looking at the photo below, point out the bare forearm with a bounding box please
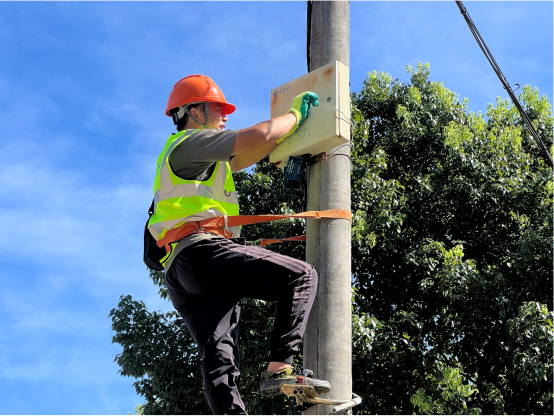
[231,113,296,156]
[230,141,277,172]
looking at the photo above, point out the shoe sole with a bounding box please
[260,378,331,398]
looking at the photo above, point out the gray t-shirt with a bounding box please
[168,128,238,180]
[164,128,239,270]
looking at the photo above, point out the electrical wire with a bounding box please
[326,143,351,161]
[455,1,553,169]
[309,104,352,162]
[318,102,352,125]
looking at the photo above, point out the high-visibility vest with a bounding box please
[148,129,241,263]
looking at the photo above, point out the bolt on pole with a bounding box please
[303,1,352,415]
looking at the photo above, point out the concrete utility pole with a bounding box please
[303,1,351,415]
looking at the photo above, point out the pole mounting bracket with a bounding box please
[308,152,327,165]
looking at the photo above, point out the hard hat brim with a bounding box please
[221,102,236,115]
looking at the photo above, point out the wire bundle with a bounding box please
[456,1,553,168]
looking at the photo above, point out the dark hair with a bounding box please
[169,103,204,131]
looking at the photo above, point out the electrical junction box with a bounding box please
[269,60,350,169]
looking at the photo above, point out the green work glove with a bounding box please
[276,91,319,144]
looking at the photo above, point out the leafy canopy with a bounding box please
[350,63,552,415]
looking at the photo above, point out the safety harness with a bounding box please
[156,209,352,254]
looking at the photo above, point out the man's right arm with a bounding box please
[230,91,319,160]
[230,112,297,156]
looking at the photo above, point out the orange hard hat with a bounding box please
[165,74,236,116]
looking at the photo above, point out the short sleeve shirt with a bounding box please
[168,128,238,180]
[164,128,239,270]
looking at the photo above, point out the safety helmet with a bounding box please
[165,74,236,117]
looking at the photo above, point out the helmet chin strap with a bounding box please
[184,102,209,129]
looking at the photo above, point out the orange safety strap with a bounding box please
[254,234,307,247]
[156,209,351,251]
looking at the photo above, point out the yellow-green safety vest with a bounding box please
[148,129,241,246]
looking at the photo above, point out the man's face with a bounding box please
[206,102,228,130]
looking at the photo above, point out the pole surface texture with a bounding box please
[304,1,351,414]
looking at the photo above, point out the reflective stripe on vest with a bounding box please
[148,129,241,242]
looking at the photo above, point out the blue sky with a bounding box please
[0,1,551,414]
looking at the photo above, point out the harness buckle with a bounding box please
[223,215,230,234]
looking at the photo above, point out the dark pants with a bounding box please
[165,238,318,415]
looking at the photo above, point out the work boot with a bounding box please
[260,366,331,398]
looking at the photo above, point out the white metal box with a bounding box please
[269,60,350,168]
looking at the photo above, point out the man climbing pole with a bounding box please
[147,74,330,414]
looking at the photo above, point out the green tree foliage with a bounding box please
[110,63,553,414]
[110,294,209,415]
[350,63,552,414]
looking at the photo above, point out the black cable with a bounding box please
[455,1,553,169]
[307,1,312,72]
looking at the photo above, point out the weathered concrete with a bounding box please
[304,1,351,414]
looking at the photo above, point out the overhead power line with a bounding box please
[455,0,553,169]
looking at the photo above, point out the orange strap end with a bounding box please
[259,235,307,247]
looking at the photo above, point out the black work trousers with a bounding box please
[165,237,318,415]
